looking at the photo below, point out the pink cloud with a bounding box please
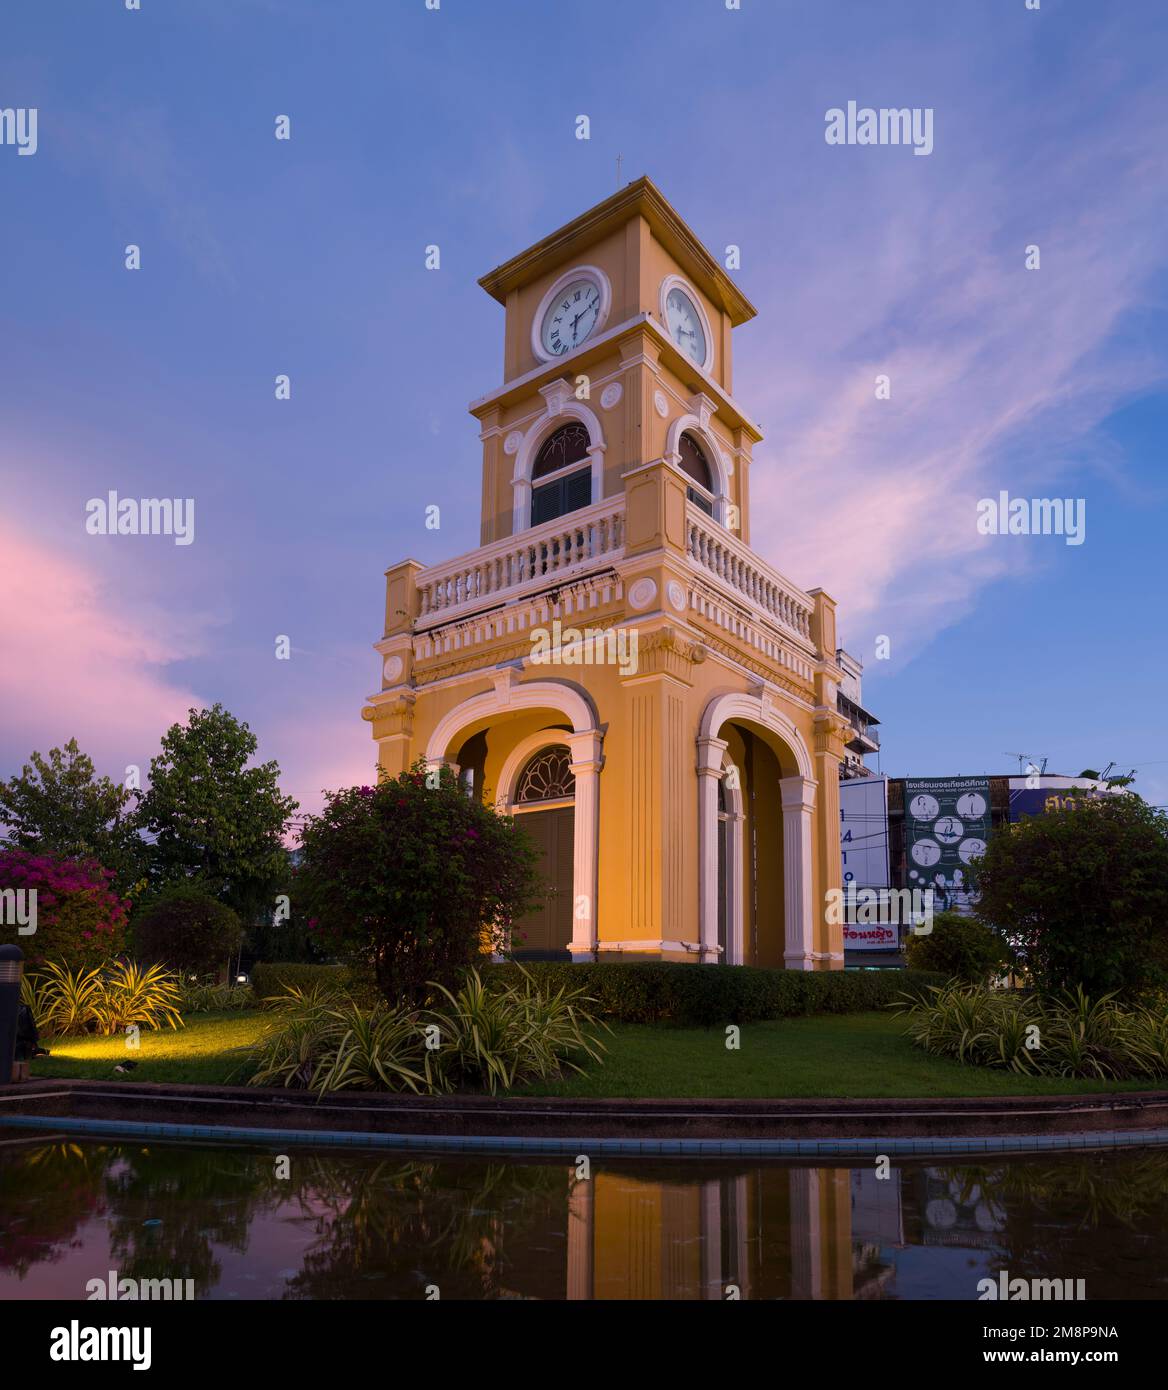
[0,521,203,779]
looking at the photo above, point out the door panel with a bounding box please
[514,806,575,957]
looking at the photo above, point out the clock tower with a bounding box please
[365,177,850,969]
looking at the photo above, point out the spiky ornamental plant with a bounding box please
[296,764,542,1008]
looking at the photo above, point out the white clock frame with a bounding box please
[659,273,715,374]
[531,265,613,364]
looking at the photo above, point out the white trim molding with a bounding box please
[424,678,603,962]
[664,406,732,528]
[531,264,613,366]
[659,272,715,375]
[697,690,816,970]
[511,383,606,534]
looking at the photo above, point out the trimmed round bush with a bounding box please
[133,885,243,978]
[903,911,1014,983]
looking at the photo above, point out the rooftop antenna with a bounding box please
[616,153,623,189]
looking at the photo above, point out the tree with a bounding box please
[0,740,146,893]
[133,885,244,980]
[296,765,541,1007]
[135,705,298,921]
[0,849,129,969]
[973,793,1168,998]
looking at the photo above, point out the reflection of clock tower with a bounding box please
[365,177,850,969]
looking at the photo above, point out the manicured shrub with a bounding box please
[251,961,352,1003]
[484,961,947,1026]
[296,765,541,1007]
[0,850,129,970]
[903,911,1014,983]
[133,885,244,979]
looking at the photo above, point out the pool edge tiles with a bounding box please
[3,1112,1168,1158]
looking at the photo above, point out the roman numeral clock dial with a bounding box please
[665,285,707,366]
[540,278,601,357]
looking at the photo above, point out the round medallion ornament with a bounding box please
[600,382,623,410]
[667,580,686,612]
[382,655,404,684]
[722,451,734,477]
[653,390,669,419]
[503,431,523,456]
[627,577,658,611]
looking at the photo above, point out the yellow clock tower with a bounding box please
[364,177,849,969]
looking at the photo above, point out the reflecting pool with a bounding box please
[1,1137,1166,1299]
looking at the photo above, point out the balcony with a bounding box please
[409,492,817,657]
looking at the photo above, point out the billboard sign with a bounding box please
[903,776,990,914]
[1008,779,1117,822]
[840,777,895,950]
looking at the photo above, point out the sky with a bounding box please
[1,0,1166,821]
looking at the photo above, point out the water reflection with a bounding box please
[1,1138,1167,1299]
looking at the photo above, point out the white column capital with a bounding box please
[697,734,730,775]
[780,774,817,813]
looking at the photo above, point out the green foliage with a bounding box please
[296,764,541,1008]
[972,793,1168,999]
[177,980,257,1013]
[0,739,147,893]
[248,968,607,1096]
[22,960,183,1037]
[903,911,1014,983]
[133,885,244,978]
[424,968,608,1095]
[485,960,947,1026]
[251,961,352,1003]
[135,704,298,920]
[892,981,1168,1079]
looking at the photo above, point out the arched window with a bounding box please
[679,431,714,516]
[515,745,576,803]
[530,423,592,526]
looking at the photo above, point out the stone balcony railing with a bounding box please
[411,492,816,655]
[416,497,626,627]
[684,504,814,646]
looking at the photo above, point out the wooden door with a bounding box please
[514,806,574,957]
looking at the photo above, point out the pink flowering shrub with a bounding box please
[0,850,129,969]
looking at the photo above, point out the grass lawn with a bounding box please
[29,1011,269,1086]
[27,1009,1167,1099]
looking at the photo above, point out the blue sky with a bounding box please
[1,0,1166,814]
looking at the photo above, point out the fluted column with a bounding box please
[780,774,817,970]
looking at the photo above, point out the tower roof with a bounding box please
[477,175,757,328]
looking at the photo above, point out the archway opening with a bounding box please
[510,743,576,959]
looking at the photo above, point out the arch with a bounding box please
[698,690,816,970]
[512,387,606,533]
[699,690,814,780]
[664,414,731,526]
[425,675,597,766]
[425,677,602,961]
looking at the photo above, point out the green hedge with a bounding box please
[486,961,948,1026]
[250,961,351,1002]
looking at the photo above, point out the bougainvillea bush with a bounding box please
[296,765,541,1007]
[0,850,129,969]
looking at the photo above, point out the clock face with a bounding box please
[541,278,601,357]
[665,285,707,365]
